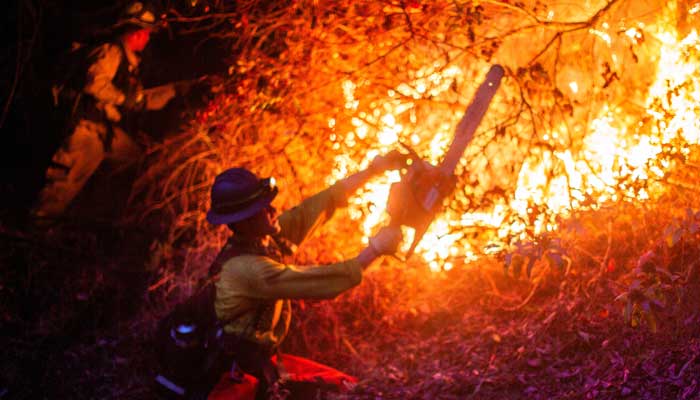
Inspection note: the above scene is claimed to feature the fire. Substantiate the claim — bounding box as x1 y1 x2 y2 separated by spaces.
326 6 700 272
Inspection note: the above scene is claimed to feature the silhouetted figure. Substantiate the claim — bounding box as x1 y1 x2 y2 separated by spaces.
32 1 178 220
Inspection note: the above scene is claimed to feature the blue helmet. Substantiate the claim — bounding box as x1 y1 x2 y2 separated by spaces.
206 168 278 225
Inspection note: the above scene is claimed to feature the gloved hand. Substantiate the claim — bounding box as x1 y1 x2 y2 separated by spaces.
368 226 403 256
358 226 403 269
122 88 145 111
368 150 410 174
340 149 410 197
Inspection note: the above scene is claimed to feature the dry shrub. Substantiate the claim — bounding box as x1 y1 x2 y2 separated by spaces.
123 0 700 397
131 0 697 288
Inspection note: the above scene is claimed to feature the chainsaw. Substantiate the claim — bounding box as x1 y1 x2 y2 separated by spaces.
387 64 505 260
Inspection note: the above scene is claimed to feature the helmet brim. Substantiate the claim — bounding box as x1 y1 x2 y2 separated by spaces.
114 19 161 31
206 190 277 226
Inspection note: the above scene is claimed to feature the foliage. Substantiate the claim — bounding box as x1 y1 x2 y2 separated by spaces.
125 3 700 396
616 207 700 332
664 208 700 248
5 0 700 399
132 0 677 274
504 234 569 278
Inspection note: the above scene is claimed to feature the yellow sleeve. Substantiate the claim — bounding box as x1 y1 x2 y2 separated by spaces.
218 255 362 303
142 84 176 110
84 43 126 105
277 182 347 246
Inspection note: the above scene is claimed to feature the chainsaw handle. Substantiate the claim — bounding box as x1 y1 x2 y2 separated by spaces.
368 148 413 175
398 142 420 161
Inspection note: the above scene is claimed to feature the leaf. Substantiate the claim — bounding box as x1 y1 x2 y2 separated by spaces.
510 253 524 278
690 222 699 234
504 252 513 274
526 256 537 278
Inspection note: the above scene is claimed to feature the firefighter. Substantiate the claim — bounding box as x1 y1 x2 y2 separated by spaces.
204 156 404 399
31 1 180 220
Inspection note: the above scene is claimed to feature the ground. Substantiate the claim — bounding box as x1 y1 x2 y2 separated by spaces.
2 199 700 399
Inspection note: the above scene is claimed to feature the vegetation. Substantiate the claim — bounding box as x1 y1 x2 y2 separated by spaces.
3 0 700 398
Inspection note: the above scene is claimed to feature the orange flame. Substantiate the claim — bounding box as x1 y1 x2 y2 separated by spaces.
329 9 699 272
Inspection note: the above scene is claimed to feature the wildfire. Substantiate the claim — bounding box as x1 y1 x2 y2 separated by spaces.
326 6 699 272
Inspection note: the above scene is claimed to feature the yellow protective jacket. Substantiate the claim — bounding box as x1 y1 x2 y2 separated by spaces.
214 183 363 351
84 43 175 122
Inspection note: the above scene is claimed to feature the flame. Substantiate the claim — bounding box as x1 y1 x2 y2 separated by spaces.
327 8 700 272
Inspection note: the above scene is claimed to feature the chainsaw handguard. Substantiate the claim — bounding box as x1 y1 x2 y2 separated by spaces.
383 64 503 261
387 161 457 259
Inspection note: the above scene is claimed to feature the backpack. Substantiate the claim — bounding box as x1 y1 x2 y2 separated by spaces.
51 43 100 107
154 282 224 399
154 240 260 399
49 42 105 138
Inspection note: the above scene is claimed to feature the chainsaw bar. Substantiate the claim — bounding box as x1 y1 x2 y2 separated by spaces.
420 64 505 212
441 64 505 175
387 64 505 261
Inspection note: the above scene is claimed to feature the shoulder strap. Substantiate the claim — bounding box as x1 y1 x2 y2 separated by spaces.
206 236 241 279
206 237 267 327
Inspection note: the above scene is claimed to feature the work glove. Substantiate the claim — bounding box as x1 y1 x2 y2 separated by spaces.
339 149 410 200
368 149 410 174
358 226 403 269
368 226 403 256
122 88 145 111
